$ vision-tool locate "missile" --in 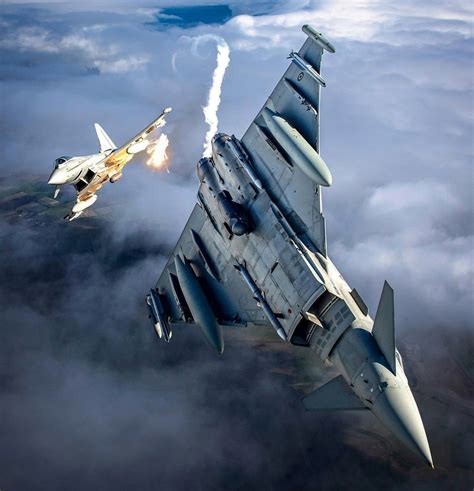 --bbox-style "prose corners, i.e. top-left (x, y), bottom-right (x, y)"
top-left (288, 51), bottom-right (326, 87)
top-left (145, 288), bottom-right (172, 342)
top-left (72, 193), bottom-right (97, 213)
top-left (270, 203), bottom-right (325, 285)
top-left (234, 263), bottom-right (287, 341)
top-left (168, 271), bottom-right (191, 321)
top-left (260, 107), bottom-right (332, 186)
top-left (174, 255), bottom-right (224, 353)
top-left (282, 78), bottom-right (318, 117)
top-left (65, 210), bottom-right (83, 221)
top-left (127, 140), bottom-right (149, 155)
top-left (225, 136), bottom-right (263, 190)
top-left (302, 25), bottom-right (336, 53)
